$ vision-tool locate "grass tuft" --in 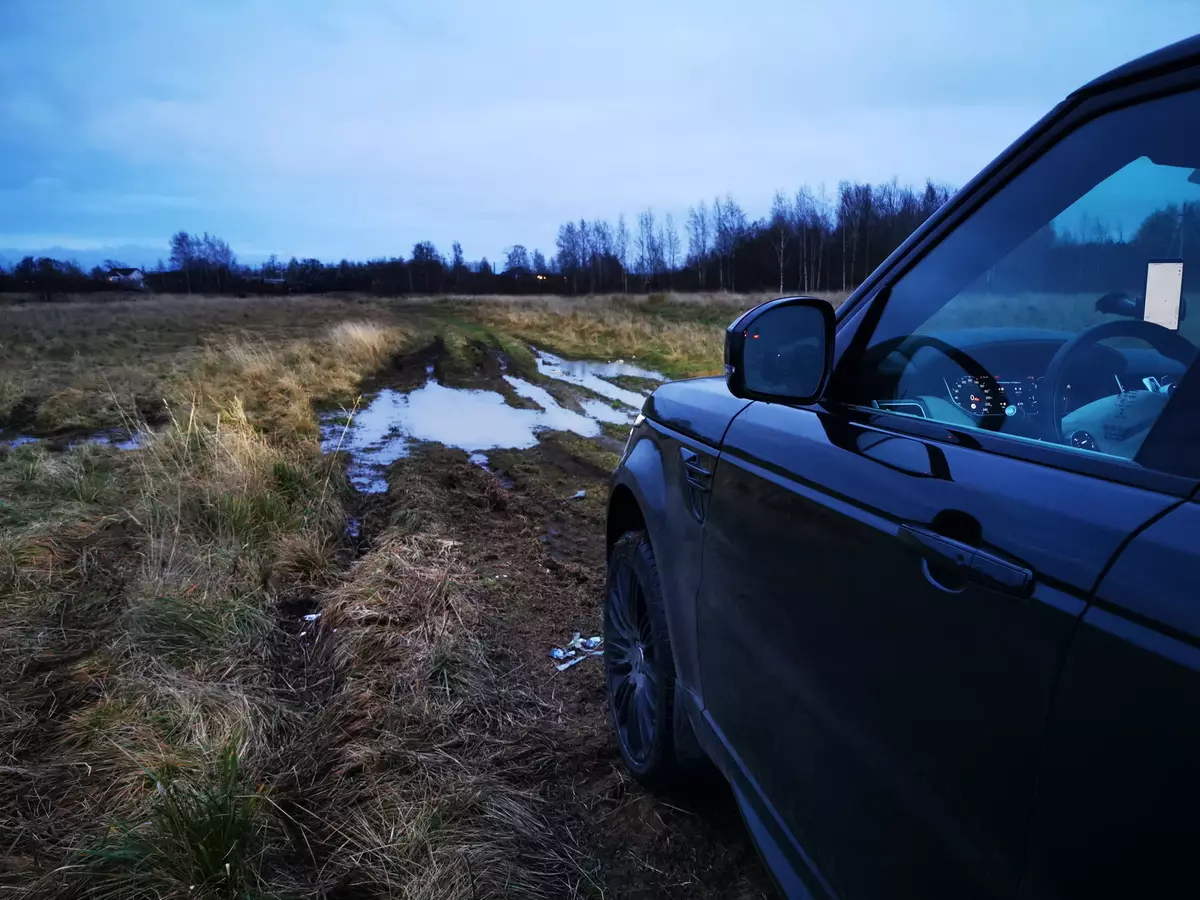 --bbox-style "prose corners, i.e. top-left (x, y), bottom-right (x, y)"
top-left (79, 741), bottom-right (268, 900)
